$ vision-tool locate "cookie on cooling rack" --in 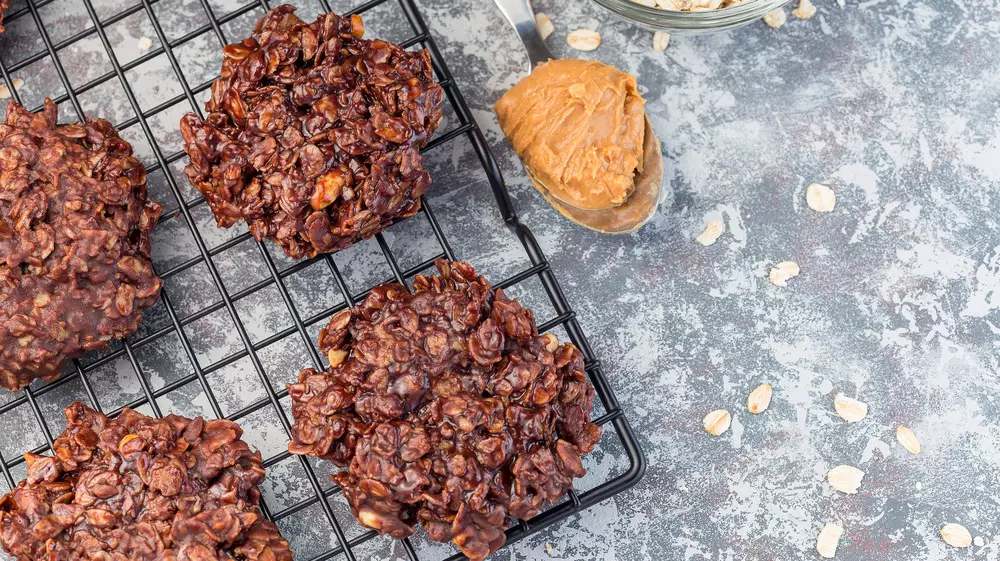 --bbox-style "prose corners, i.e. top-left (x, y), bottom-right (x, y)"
top-left (180, 5), bottom-right (444, 260)
top-left (0, 99), bottom-right (162, 392)
top-left (0, 402), bottom-right (293, 561)
top-left (287, 259), bottom-right (601, 561)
